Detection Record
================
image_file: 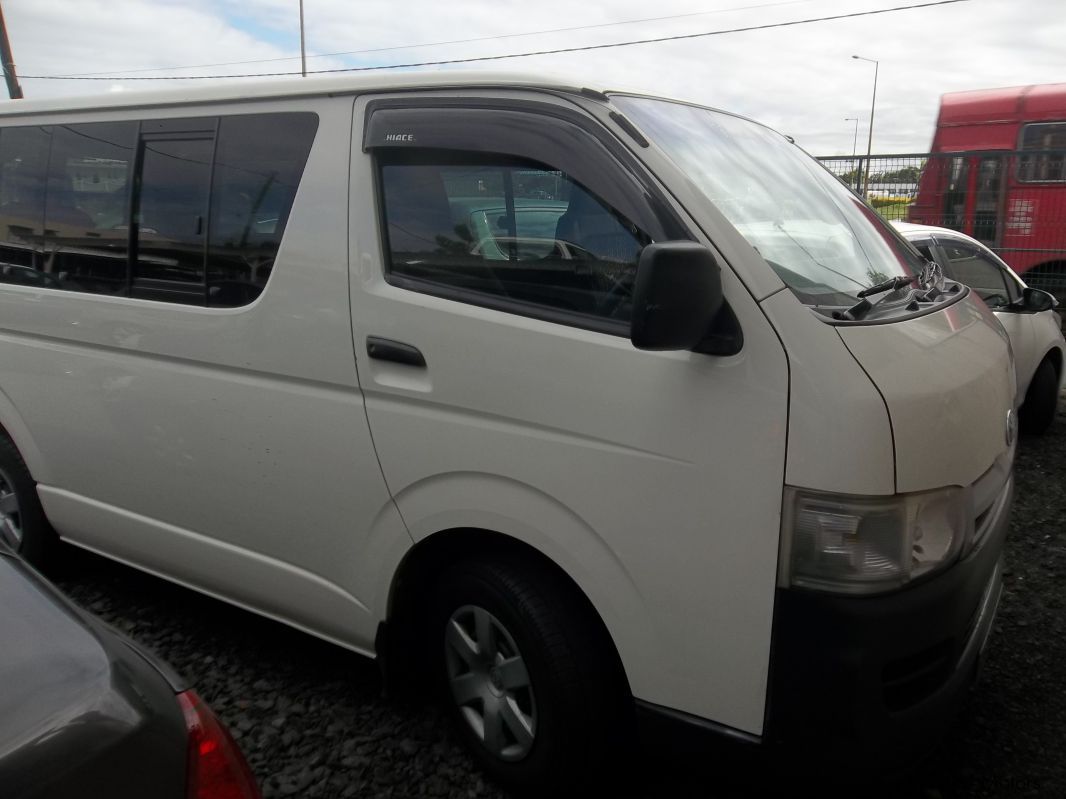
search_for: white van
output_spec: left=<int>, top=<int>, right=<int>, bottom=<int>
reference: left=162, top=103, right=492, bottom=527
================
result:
left=0, top=72, right=1015, bottom=790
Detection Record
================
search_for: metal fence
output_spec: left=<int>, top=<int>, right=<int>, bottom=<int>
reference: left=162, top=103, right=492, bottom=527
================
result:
left=817, top=150, right=1066, bottom=298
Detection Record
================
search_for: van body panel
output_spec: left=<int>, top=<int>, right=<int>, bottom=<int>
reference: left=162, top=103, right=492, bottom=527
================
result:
left=0, top=97, right=409, bottom=652
left=837, top=296, right=1014, bottom=493
left=37, top=485, right=379, bottom=648
left=348, top=91, right=790, bottom=734
left=352, top=281, right=790, bottom=734
left=759, top=289, right=897, bottom=495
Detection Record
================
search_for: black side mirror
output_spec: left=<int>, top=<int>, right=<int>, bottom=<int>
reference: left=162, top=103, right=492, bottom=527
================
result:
left=630, top=242, right=724, bottom=351
left=1021, top=287, right=1055, bottom=313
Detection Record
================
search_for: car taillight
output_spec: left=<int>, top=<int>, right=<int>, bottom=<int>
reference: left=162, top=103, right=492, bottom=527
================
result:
left=178, top=690, right=261, bottom=799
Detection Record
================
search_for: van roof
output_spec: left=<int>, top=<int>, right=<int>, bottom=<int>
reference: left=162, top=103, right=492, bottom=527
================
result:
left=0, top=70, right=602, bottom=119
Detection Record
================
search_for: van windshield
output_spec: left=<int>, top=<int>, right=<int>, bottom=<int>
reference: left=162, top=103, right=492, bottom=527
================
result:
left=612, top=95, right=924, bottom=304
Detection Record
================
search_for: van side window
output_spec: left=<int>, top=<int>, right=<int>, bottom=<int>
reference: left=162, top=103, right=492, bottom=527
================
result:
left=0, top=127, right=50, bottom=286
left=207, top=113, right=318, bottom=307
left=379, top=154, right=651, bottom=324
left=45, top=122, right=137, bottom=296
left=0, top=112, right=317, bottom=307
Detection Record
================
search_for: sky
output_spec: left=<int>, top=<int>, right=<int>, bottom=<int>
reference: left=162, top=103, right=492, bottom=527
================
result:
left=3, top=0, right=1063, bottom=154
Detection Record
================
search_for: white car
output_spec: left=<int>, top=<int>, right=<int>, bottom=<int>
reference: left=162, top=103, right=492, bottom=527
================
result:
left=895, top=222, right=1065, bottom=433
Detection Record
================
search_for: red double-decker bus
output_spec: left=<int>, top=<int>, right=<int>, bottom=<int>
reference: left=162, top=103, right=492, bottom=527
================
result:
left=908, top=83, right=1066, bottom=284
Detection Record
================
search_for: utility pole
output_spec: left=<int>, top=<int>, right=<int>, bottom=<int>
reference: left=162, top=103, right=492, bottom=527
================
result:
left=0, top=2, right=23, bottom=99
left=299, top=0, right=307, bottom=77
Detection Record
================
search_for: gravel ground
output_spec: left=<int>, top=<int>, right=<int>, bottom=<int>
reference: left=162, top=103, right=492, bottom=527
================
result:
left=51, top=406, right=1066, bottom=799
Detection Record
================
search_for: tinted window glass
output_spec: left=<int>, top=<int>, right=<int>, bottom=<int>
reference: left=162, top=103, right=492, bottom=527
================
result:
left=0, top=112, right=316, bottom=306
left=1018, top=122, right=1066, bottom=183
left=941, top=156, right=969, bottom=230
left=380, top=154, right=650, bottom=323
left=972, top=156, right=1001, bottom=245
left=940, top=240, right=1010, bottom=306
left=0, top=126, right=50, bottom=285
left=207, top=112, right=317, bottom=307
left=134, top=135, right=214, bottom=303
left=44, top=122, right=136, bottom=295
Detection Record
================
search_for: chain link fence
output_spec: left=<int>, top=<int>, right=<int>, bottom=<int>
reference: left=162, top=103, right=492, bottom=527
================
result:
left=818, top=151, right=1066, bottom=300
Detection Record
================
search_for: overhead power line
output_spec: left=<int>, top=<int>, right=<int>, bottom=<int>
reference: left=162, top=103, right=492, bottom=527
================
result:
left=59, top=0, right=820, bottom=77
left=21, top=0, right=970, bottom=82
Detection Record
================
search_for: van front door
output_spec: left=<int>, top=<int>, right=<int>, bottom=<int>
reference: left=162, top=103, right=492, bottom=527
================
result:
left=347, top=93, right=789, bottom=736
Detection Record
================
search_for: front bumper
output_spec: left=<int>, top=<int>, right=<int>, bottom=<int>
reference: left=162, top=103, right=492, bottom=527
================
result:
left=764, top=476, right=1011, bottom=774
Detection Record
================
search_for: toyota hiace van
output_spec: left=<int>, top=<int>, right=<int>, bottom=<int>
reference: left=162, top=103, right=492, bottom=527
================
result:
left=0, top=72, right=1014, bottom=791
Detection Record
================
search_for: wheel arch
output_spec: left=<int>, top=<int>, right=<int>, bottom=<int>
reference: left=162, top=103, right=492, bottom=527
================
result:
left=0, top=386, right=50, bottom=484
left=379, top=526, right=635, bottom=701
left=1043, top=345, right=1063, bottom=379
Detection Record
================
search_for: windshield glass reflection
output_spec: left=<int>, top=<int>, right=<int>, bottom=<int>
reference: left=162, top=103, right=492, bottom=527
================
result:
left=612, top=95, right=924, bottom=304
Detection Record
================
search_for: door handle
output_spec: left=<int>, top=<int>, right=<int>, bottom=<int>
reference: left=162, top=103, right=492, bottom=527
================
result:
left=366, top=336, right=427, bottom=368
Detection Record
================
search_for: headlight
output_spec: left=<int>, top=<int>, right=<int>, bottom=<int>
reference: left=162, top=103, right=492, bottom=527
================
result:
left=780, top=486, right=971, bottom=595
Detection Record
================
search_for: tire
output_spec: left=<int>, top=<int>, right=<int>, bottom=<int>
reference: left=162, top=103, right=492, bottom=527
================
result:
left=1020, top=358, right=1059, bottom=435
left=0, top=433, right=58, bottom=567
left=431, top=557, right=630, bottom=795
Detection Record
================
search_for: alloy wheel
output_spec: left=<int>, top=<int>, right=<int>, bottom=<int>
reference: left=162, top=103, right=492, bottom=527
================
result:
left=0, top=466, right=22, bottom=551
left=444, top=604, right=537, bottom=762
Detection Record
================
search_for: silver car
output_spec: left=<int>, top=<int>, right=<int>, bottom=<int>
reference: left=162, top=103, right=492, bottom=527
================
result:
left=895, top=221, right=1065, bottom=433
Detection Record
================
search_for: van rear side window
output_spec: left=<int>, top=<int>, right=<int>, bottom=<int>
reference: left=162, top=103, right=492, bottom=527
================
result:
left=379, top=153, right=651, bottom=326
left=0, top=112, right=318, bottom=306
left=46, top=122, right=136, bottom=296
left=0, top=127, right=50, bottom=285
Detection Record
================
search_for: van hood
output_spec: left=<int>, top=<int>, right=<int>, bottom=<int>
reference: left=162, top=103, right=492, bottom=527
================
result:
left=837, top=295, right=1015, bottom=493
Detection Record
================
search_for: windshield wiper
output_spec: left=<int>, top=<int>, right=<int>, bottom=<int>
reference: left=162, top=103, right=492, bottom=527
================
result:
left=856, top=275, right=917, bottom=298
left=835, top=275, right=916, bottom=319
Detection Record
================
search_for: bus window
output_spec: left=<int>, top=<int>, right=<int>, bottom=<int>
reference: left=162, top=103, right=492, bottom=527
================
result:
left=973, top=155, right=1003, bottom=246
left=1018, top=122, right=1066, bottom=183
left=942, top=156, right=969, bottom=230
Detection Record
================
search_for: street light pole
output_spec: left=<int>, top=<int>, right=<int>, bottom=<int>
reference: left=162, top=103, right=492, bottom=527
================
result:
left=845, top=116, right=859, bottom=190
left=852, top=55, right=879, bottom=198
left=299, top=0, right=307, bottom=77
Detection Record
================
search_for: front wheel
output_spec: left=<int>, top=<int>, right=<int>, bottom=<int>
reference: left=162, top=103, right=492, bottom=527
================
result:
left=432, top=557, right=630, bottom=794
left=1020, top=358, right=1060, bottom=435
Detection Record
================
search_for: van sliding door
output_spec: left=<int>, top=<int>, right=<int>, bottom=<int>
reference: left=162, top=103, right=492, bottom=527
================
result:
left=133, top=121, right=215, bottom=304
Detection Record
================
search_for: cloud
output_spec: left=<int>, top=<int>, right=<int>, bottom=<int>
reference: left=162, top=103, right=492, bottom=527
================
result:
left=4, top=0, right=1062, bottom=154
